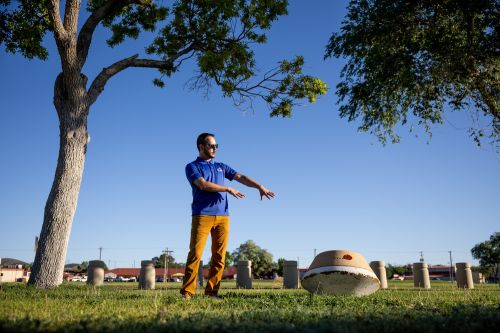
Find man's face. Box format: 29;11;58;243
200;136;218;159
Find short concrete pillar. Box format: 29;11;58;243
456;262;474;289
283;260;299;289
472;271;484;284
87;260;105;286
413;262;430;289
138;260;155;290
198;260;203;287
236;260;252;289
369;261;388;289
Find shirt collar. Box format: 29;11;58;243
196;157;215;164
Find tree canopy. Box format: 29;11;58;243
471;232;500;281
276;257;285;276
325;0;499;146
232;240;274;277
1;0;327;117
152;253;182;268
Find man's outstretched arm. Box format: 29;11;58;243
193;177;245;198
233;174;275;200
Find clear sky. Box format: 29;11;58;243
1;1;499;270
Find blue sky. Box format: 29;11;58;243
1;1;499;269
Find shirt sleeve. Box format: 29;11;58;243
221;163;237;181
185;163;203;184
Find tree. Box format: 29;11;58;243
152;253;180;268
471;232;500;282
224;250;234;269
325;0;499;146
232;240;274;277
385;264;409;279
1;0;326;288
206;250;234;269
276;257;285;276
471;265;492;279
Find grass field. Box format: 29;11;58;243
1;280;499;332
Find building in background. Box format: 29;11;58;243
0;258;31;282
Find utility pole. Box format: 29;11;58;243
162;248;174;283
449;251;453;282
99;246;103;260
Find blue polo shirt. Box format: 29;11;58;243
185;157;238;216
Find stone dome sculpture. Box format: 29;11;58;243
301;250;380;296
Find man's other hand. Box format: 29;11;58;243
227;187;245;199
258;186;275;200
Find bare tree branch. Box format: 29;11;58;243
87;46;195;105
173;50;196;69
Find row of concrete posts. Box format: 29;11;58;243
369;260;474;289
85;259;475;290
236;260;301;289
412;262;474;289
85;259;302;289
86;260;157;289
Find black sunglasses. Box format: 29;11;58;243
206;143;219;150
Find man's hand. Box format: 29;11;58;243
258;185;275;200
227;187;245;199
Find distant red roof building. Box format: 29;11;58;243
108;266;237;279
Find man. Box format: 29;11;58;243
180;132;275;299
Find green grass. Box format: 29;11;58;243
1;281;499;332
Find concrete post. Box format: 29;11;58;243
283;260;299;289
413;262;430;289
456;262;474;289
198;260;203;287
138;260;155;290
472;271;484;284
236;260;252;289
87;260;105;286
369;261;388;289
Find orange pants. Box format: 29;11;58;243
180;215;230;297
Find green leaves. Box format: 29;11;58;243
144;0;327;116
152;78;165;88
87;0;168;47
268;58;328;117
0;0;51;59
2;0;326;119
232;240;274;277
326;0;500;146
471;232;500;276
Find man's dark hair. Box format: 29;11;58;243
197;133;215;150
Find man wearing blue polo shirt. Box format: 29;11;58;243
180;132;275;299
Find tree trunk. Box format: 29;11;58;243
28;73;89;288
